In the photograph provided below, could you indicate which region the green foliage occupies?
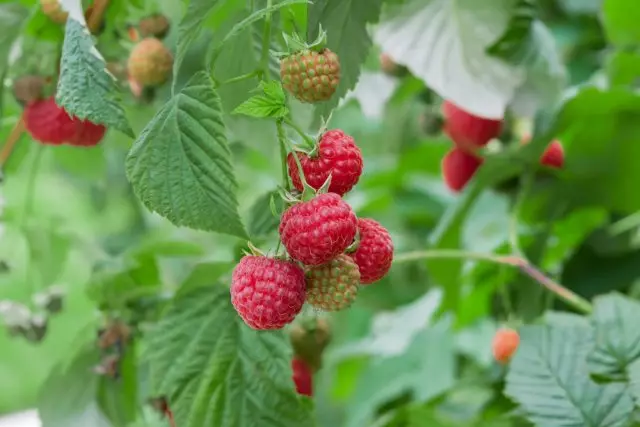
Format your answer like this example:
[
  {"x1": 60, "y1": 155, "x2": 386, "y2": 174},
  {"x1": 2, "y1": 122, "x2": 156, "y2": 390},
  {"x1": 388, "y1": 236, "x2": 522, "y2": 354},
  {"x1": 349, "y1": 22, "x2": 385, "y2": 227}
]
[
  {"x1": 57, "y1": 19, "x2": 133, "y2": 137},
  {"x1": 143, "y1": 286, "x2": 315, "y2": 427},
  {"x1": 233, "y1": 81, "x2": 289, "y2": 118},
  {"x1": 126, "y1": 71, "x2": 247, "y2": 238}
]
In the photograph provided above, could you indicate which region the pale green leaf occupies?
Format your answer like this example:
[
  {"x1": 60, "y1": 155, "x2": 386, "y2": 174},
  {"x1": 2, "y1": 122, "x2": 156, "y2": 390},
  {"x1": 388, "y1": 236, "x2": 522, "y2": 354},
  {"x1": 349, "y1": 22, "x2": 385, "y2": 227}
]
[
  {"x1": 125, "y1": 71, "x2": 247, "y2": 238},
  {"x1": 233, "y1": 81, "x2": 289, "y2": 118},
  {"x1": 505, "y1": 324, "x2": 634, "y2": 427},
  {"x1": 588, "y1": 293, "x2": 640, "y2": 381},
  {"x1": 173, "y1": 0, "x2": 223, "y2": 84},
  {"x1": 0, "y1": 3, "x2": 29, "y2": 73},
  {"x1": 247, "y1": 190, "x2": 283, "y2": 238},
  {"x1": 374, "y1": 0, "x2": 564, "y2": 119},
  {"x1": 602, "y1": 0, "x2": 640, "y2": 47},
  {"x1": 56, "y1": 19, "x2": 133, "y2": 137},
  {"x1": 308, "y1": 0, "x2": 384, "y2": 120},
  {"x1": 486, "y1": 0, "x2": 536, "y2": 63},
  {"x1": 143, "y1": 286, "x2": 316, "y2": 427},
  {"x1": 627, "y1": 359, "x2": 640, "y2": 408}
]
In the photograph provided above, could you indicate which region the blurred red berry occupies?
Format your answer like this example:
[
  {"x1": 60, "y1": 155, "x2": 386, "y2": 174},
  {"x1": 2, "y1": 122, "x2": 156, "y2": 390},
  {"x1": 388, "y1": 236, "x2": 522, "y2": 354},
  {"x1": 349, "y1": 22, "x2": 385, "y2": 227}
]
[
  {"x1": 292, "y1": 357, "x2": 313, "y2": 396},
  {"x1": 442, "y1": 100, "x2": 502, "y2": 152},
  {"x1": 349, "y1": 218, "x2": 393, "y2": 284},
  {"x1": 492, "y1": 327, "x2": 520, "y2": 364},
  {"x1": 24, "y1": 97, "x2": 76, "y2": 145},
  {"x1": 441, "y1": 147, "x2": 483, "y2": 192}
]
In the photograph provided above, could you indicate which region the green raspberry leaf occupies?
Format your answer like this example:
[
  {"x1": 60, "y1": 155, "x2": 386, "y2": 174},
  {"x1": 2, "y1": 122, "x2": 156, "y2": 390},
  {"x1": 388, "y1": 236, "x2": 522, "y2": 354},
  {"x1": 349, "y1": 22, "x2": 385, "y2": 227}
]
[
  {"x1": 56, "y1": 19, "x2": 133, "y2": 137},
  {"x1": 233, "y1": 81, "x2": 289, "y2": 118},
  {"x1": 308, "y1": 0, "x2": 384, "y2": 120},
  {"x1": 505, "y1": 323, "x2": 634, "y2": 427},
  {"x1": 485, "y1": 0, "x2": 536, "y2": 63},
  {"x1": 125, "y1": 71, "x2": 247, "y2": 238},
  {"x1": 143, "y1": 286, "x2": 316, "y2": 427}
]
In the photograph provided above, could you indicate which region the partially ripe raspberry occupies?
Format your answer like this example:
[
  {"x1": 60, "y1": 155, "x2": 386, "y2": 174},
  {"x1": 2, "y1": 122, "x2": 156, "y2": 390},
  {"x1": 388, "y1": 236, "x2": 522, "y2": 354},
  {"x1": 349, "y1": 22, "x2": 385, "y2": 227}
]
[
  {"x1": 68, "y1": 120, "x2": 107, "y2": 147},
  {"x1": 492, "y1": 327, "x2": 520, "y2": 364},
  {"x1": 127, "y1": 38, "x2": 173, "y2": 87},
  {"x1": 230, "y1": 256, "x2": 306, "y2": 330},
  {"x1": 350, "y1": 218, "x2": 393, "y2": 284},
  {"x1": 287, "y1": 130, "x2": 363, "y2": 196},
  {"x1": 281, "y1": 49, "x2": 340, "y2": 103},
  {"x1": 24, "y1": 97, "x2": 76, "y2": 145},
  {"x1": 306, "y1": 255, "x2": 360, "y2": 311},
  {"x1": 292, "y1": 357, "x2": 313, "y2": 396},
  {"x1": 138, "y1": 14, "x2": 171, "y2": 39},
  {"x1": 40, "y1": 0, "x2": 68, "y2": 24},
  {"x1": 279, "y1": 193, "x2": 357, "y2": 266},
  {"x1": 540, "y1": 140, "x2": 564, "y2": 169},
  {"x1": 442, "y1": 100, "x2": 502, "y2": 152},
  {"x1": 441, "y1": 148, "x2": 483, "y2": 192}
]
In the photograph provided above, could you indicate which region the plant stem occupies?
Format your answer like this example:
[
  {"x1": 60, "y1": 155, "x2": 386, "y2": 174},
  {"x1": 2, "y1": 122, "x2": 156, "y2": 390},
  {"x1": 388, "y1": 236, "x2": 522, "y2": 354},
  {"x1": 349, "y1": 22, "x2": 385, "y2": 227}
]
[
  {"x1": 279, "y1": 121, "x2": 307, "y2": 187},
  {"x1": 276, "y1": 120, "x2": 290, "y2": 190},
  {"x1": 509, "y1": 170, "x2": 534, "y2": 256},
  {"x1": 393, "y1": 250, "x2": 593, "y2": 314},
  {"x1": 260, "y1": 0, "x2": 274, "y2": 81},
  {"x1": 283, "y1": 116, "x2": 315, "y2": 148},
  {"x1": 218, "y1": 70, "x2": 259, "y2": 87},
  {"x1": 0, "y1": 116, "x2": 25, "y2": 168},
  {"x1": 22, "y1": 144, "x2": 44, "y2": 224},
  {"x1": 87, "y1": 0, "x2": 110, "y2": 34}
]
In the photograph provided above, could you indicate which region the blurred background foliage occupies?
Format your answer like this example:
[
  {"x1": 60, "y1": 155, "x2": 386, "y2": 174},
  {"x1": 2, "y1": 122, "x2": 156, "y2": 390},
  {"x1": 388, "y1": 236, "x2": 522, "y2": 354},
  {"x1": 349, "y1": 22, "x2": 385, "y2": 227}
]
[{"x1": 1, "y1": 0, "x2": 640, "y2": 425}]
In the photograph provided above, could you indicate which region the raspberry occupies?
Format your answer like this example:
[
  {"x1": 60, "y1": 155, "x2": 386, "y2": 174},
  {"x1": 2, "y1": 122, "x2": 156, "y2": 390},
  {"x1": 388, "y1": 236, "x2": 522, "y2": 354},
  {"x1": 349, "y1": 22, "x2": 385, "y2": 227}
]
[
  {"x1": 139, "y1": 14, "x2": 171, "y2": 39},
  {"x1": 279, "y1": 193, "x2": 357, "y2": 266},
  {"x1": 280, "y1": 49, "x2": 340, "y2": 103},
  {"x1": 290, "y1": 317, "x2": 331, "y2": 371},
  {"x1": 292, "y1": 357, "x2": 313, "y2": 396},
  {"x1": 540, "y1": 140, "x2": 564, "y2": 169},
  {"x1": 287, "y1": 130, "x2": 363, "y2": 196},
  {"x1": 230, "y1": 256, "x2": 306, "y2": 330},
  {"x1": 12, "y1": 76, "x2": 46, "y2": 106},
  {"x1": 349, "y1": 218, "x2": 393, "y2": 284},
  {"x1": 40, "y1": 0, "x2": 68, "y2": 24},
  {"x1": 379, "y1": 53, "x2": 408, "y2": 77},
  {"x1": 492, "y1": 327, "x2": 520, "y2": 364},
  {"x1": 68, "y1": 120, "x2": 107, "y2": 147},
  {"x1": 521, "y1": 135, "x2": 565, "y2": 169},
  {"x1": 442, "y1": 100, "x2": 502, "y2": 152},
  {"x1": 127, "y1": 38, "x2": 173, "y2": 87},
  {"x1": 441, "y1": 148, "x2": 483, "y2": 192},
  {"x1": 24, "y1": 97, "x2": 76, "y2": 145},
  {"x1": 306, "y1": 255, "x2": 359, "y2": 311}
]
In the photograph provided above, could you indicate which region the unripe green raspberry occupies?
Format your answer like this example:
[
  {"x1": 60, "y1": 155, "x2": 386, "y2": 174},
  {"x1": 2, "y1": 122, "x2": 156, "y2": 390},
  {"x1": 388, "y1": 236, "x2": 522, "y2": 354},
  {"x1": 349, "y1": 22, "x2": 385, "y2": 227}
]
[
  {"x1": 306, "y1": 255, "x2": 359, "y2": 311},
  {"x1": 280, "y1": 49, "x2": 340, "y2": 103}
]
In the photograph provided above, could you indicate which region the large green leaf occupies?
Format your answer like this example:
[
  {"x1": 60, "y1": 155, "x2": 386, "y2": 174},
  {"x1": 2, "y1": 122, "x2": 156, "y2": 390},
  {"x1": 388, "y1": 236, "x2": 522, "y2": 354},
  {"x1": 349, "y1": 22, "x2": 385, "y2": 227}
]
[
  {"x1": 308, "y1": 0, "x2": 384, "y2": 120},
  {"x1": 505, "y1": 323, "x2": 634, "y2": 427},
  {"x1": 126, "y1": 72, "x2": 247, "y2": 238},
  {"x1": 588, "y1": 293, "x2": 640, "y2": 381},
  {"x1": 173, "y1": 0, "x2": 223, "y2": 84},
  {"x1": 345, "y1": 320, "x2": 455, "y2": 427},
  {"x1": 601, "y1": 0, "x2": 640, "y2": 47},
  {"x1": 143, "y1": 285, "x2": 315, "y2": 427},
  {"x1": 56, "y1": 19, "x2": 133, "y2": 137},
  {"x1": 374, "y1": 0, "x2": 564, "y2": 119},
  {"x1": 628, "y1": 359, "x2": 640, "y2": 408}
]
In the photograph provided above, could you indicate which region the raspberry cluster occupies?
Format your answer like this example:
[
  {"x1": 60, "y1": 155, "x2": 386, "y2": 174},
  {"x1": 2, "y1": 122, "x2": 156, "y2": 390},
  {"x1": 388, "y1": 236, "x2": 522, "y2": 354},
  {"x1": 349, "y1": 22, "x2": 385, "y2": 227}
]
[
  {"x1": 231, "y1": 130, "x2": 394, "y2": 330},
  {"x1": 24, "y1": 97, "x2": 106, "y2": 147},
  {"x1": 440, "y1": 101, "x2": 565, "y2": 193}
]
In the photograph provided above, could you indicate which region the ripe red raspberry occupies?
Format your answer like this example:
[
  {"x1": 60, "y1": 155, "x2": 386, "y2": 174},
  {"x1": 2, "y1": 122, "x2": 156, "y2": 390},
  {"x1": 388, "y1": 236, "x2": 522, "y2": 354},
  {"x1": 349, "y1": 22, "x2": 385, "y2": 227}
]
[
  {"x1": 68, "y1": 120, "x2": 107, "y2": 147},
  {"x1": 306, "y1": 254, "x2": 360, "y2": 311},
  {"x1": 287, "y1": 130, "x2": 363, "y2": 196},
  {"x1": 279, "y1": 193, "x2": 357, "y2": 266},
  {"x1": 540, "y1": 140, "x2": 564, "y2": 169},
  {"x1": 441, "y1": 148, "x2": 483, "y2": 192},
  {"x1": 349, "y1": 218, "x2": 393, "y2": 284},
  {"x1": 230, "y1": 256, "x2": 306, "y2": 330},
  {"x1": 442, "y1": 100, "x2": 502, "y2": 152},
  {"x1": 24, "y1": 97, "x2": 76, "y2": 145},
  {"x1": 492, "y1": 327, "x2": 520, "y2": 364},
  {"x1": 292, "y1": 357, "x2": 313, "y2": 396}
]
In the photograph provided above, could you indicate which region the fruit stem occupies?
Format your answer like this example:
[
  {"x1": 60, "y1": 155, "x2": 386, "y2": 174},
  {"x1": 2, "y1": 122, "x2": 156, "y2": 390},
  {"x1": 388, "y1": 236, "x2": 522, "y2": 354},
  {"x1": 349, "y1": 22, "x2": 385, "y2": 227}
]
[
  {"x1": 393, "y1": 250, "x2": 593, "y2": 314},
  {"x1": 508, "y1": 170, "x2": 534, "y2": 256},
  {"x1": 283, "y1": 116, "x2": 316, "y2": 149},
  {"x1": 276, "y1": 120, "x2": 290, "y2": 190},
  {"x1": 87, "y1": 0, "x2": 110, "y2": 34},
  {"x1": 278, "y1": 121, "x2": 310, "y2": 190},
  {"x1": 0, "y1": 115, "x2": 25, "y2": 169},
  {"x1": 260, "y1": 0, "x2": 274, "y2": 81}
]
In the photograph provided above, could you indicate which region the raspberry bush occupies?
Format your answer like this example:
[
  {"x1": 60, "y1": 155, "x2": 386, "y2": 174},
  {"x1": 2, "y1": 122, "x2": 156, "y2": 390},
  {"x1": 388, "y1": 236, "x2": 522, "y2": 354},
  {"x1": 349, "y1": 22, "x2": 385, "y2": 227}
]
[{"x1": 0, "y1": 0, "x2": 639, "y2": 426}]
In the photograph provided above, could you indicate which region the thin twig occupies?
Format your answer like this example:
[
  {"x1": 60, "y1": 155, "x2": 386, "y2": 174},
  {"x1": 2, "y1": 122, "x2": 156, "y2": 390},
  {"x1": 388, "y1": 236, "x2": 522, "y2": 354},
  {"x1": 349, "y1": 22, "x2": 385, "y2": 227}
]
[
  {"x1": 283, "y1": 116, "x2": 315, "y2": 149},
  {"x1": 87, "y1": 0, "x2": 110, "y2": 34},
  {"x1": 393, "y1": 250, "x2": 593, "y2": 314},
  {"x1": 0, "y1": 115, "x2": 25, "y2": 168}
]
